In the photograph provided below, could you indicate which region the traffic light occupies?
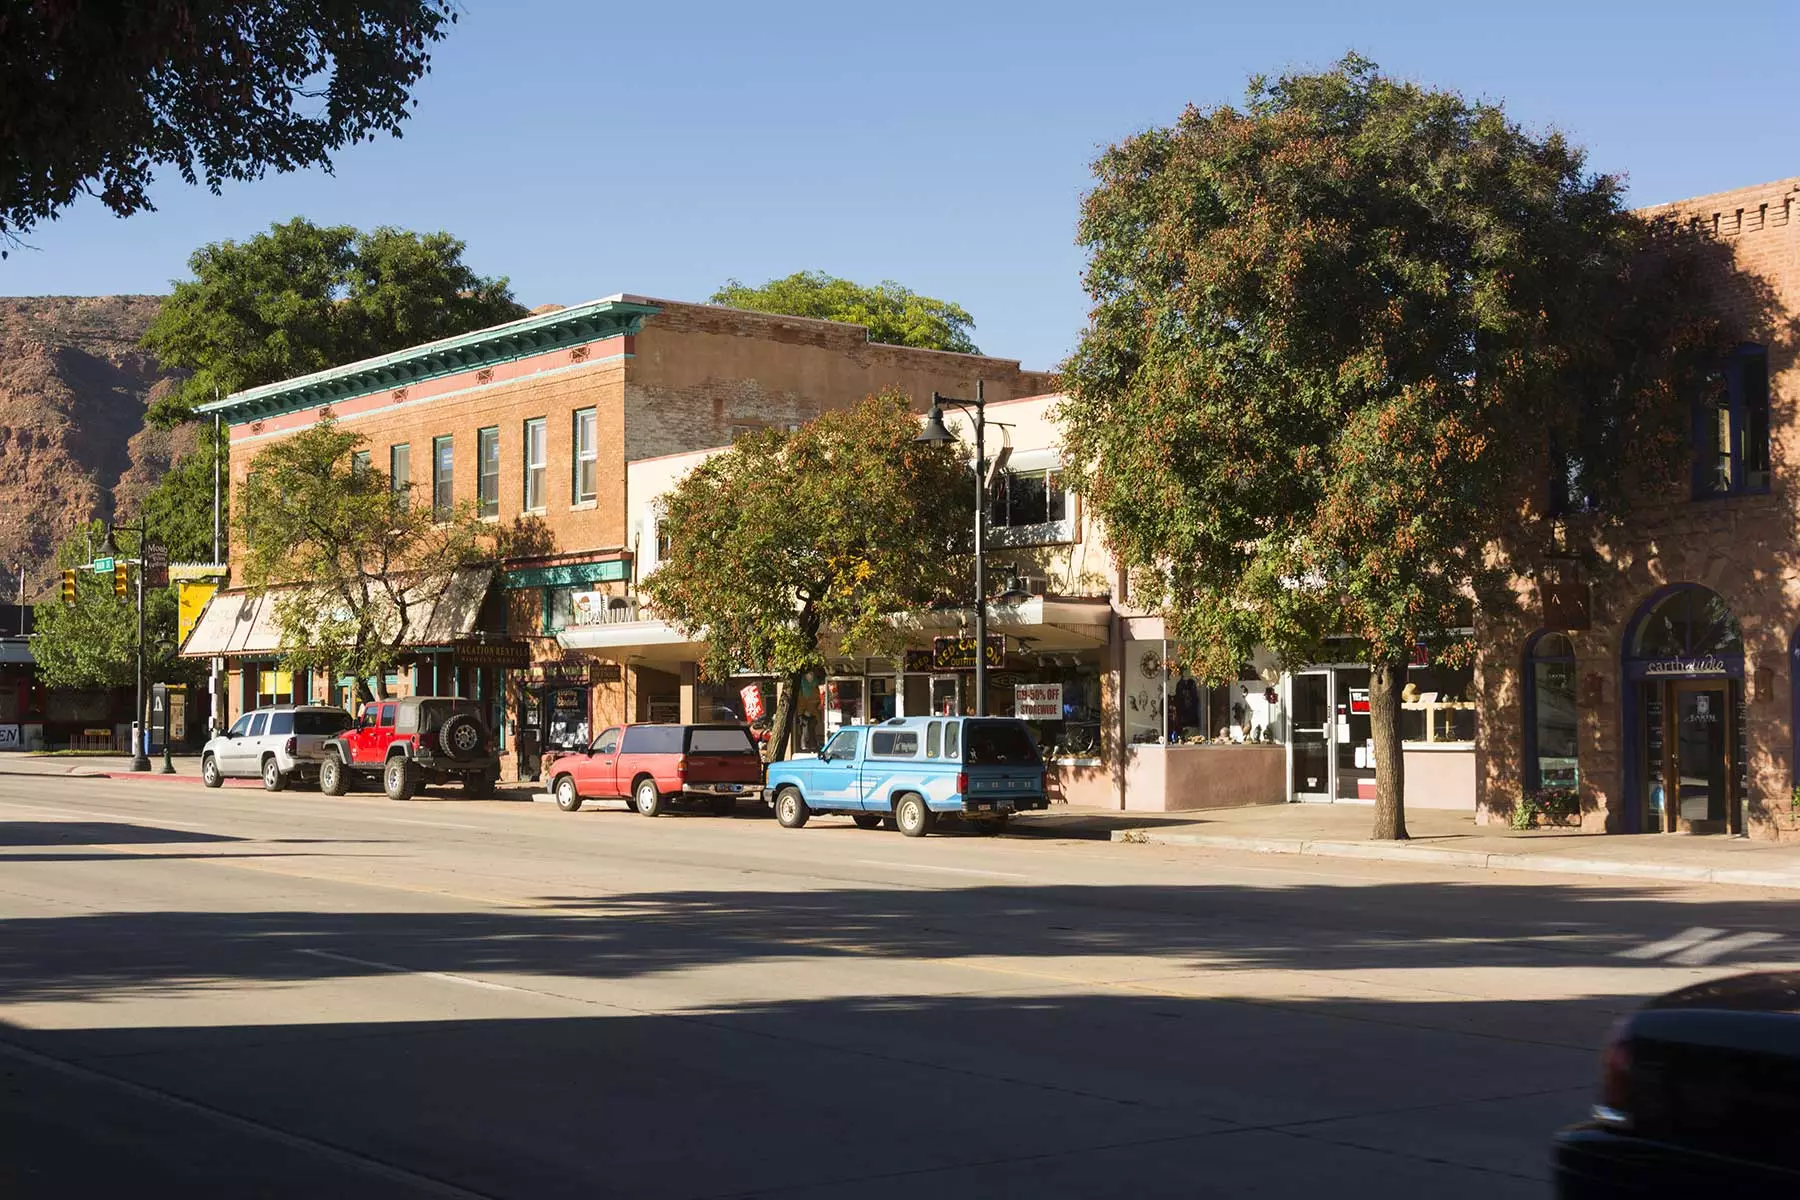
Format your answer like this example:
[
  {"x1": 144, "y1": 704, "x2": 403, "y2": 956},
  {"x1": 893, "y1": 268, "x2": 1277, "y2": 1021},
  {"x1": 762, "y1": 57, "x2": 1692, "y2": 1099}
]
[
  {"x1": 60, "y1": 569, "x2": 75, "y2": 605},
  {"x1": 113, "y1": 561, "x2": 128, "y2": 599}
]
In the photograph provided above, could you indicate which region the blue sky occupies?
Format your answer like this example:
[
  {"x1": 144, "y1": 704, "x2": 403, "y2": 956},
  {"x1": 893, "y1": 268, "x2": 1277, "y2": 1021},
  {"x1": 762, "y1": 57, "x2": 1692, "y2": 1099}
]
[{"x1": 4, "y1": 0, "x2": 1796, "y2": 371}]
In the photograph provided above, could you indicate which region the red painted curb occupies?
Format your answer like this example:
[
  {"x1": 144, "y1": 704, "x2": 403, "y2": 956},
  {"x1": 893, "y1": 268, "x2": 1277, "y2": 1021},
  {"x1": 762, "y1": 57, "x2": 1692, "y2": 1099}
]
[{"x1": 94, "y1": 772, "x2": 261, "y2": 789}]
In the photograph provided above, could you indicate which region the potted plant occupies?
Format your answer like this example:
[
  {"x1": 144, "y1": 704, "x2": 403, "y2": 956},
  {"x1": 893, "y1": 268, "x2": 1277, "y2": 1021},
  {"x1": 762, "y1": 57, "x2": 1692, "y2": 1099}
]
[{"x1": 1512, "y1": 786, "x2": 1581, "y2": 830}]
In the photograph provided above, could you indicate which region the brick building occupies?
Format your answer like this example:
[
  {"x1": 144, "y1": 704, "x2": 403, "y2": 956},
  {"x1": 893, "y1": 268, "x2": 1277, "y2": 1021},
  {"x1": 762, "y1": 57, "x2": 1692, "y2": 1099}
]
[
  {"x1": 181, "y1": 296, "x2": 1051, "y2": 778},
  {"x1": 1475, "y1": 176, "x2": 1800, "y2": 840}
]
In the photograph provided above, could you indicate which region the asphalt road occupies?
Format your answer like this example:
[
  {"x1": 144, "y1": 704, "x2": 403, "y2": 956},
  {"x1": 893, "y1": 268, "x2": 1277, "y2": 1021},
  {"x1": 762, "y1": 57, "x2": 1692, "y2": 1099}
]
[{"x1": 2, "y1": 772, "x2": 1798, "y2": 1198}]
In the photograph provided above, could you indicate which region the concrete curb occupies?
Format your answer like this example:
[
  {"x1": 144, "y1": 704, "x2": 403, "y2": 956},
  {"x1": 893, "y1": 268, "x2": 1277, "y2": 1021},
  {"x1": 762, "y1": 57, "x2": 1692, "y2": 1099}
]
[{"x1": 1111, "y1": 828, "x2": 1800, "y2": 891}]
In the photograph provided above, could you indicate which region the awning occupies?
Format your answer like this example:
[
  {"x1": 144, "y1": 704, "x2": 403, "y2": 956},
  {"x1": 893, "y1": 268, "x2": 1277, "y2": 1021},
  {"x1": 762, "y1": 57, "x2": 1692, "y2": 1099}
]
[
  {"x1": 556, "y1": 618, "x2": 700, "y2": 672},
  {"x1": 553, "y1": 595, "x2": 1115, "y2": 668},
  {"x1": 180, "y1": 567, "x2": 494, "y2": 658}
]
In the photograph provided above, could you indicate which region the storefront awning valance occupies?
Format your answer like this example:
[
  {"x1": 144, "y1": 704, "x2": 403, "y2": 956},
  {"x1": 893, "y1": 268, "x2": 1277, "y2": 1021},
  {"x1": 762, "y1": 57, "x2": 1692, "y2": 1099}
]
[
  {"x1": 892, "y1": 597, "x2": 1112, "y2": 651},
  {"x1": 179, "y1": 567, "x2": 494, "y2": 658}
]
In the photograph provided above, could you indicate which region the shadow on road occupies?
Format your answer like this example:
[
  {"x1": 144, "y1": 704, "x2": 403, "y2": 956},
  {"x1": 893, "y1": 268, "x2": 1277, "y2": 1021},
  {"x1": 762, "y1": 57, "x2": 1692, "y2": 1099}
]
[
  {"x1": 1, "y1": 878, "x2": 1795, "y2": 1009},
  {"x1": 0, "y1": 822, "x2": 242, "y2": 847}
]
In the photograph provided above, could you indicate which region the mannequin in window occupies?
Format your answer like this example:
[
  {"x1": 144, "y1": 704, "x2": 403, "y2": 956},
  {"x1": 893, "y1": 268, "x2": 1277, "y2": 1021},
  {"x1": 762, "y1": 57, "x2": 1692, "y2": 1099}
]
[{"x1": 1173, "y1": 670, "x2": 1200, "y2": 733}]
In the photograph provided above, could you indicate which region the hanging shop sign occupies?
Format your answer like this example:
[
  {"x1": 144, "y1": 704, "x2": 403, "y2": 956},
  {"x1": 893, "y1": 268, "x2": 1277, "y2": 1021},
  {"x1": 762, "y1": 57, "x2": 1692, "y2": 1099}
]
[
  {"x1": 1538, "y1": 582, "x2": 1592, "y2": 631},
  {"x1": 1014, "y1": 683, "x2": 1063, "y2": 720},
  {"x1": 932, "y1": 634, "x2": 1006, "y2": 671},
  {"x1": 1643, "y1": 655, "x2": 1731, "y2": 678},
  {"x1": 454, "y1": 637, "x2": 531, "y2": 669}
]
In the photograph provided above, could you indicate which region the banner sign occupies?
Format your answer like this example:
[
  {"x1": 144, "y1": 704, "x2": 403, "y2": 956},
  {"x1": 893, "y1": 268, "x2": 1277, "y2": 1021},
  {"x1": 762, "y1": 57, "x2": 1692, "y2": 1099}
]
[
  {"x1": 932, "y1": 635, "x2": 1005, "y2": 671},
  {"x1": 740, "y1": 683, "x2": 767, "y2": 721},
  {"x1": 177, "y1": 579, "x2": 219, "y2": 646},
  {"x1": 1014, "y1": 683, "x2": 1063, "y2": 720}
]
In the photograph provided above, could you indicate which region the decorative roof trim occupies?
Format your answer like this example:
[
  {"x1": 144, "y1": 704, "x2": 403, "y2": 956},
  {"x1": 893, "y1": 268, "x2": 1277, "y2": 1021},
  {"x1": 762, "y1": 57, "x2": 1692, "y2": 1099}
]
[{"x1": 199, "y1": 297, "x2": 662, "y2": 424}]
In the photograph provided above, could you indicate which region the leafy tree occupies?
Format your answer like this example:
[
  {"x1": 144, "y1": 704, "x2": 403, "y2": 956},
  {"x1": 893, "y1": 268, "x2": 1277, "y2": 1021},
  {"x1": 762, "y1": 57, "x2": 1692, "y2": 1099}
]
[
  {"x1": 30, "y1": 521, "x2": 192, "y2": 691},
  {"x1": 238, "y1": 417, "x2": 520, "y2": 699},
  {"x1": 2, "y1": 1, "x2": 458, "y2": 250},
  {"x1": 141, "y1": 423, "x2": 229, "y2": 565},
  {"x1": 1058, "y1": 56, "x2": 1717, "y2": 840},
  {"x1": 712, "y1": 272, "x2": 980, "y2": 354},
  {"x1": 641, "y1": 395, "x2": 972, "y2": 760},
  {"x1": 143, "y1": 218, "x2": 524, "y2": 425}
]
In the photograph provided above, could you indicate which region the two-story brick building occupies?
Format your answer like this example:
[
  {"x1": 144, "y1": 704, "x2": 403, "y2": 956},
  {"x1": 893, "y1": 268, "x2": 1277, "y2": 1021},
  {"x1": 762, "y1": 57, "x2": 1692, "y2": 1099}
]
[
  {"x1": 1473, "y1": 176, "x2": 1800, "y2": 840},
  {"x1": 180, "y1": 296, "x2": 1052, "y2": 778}
]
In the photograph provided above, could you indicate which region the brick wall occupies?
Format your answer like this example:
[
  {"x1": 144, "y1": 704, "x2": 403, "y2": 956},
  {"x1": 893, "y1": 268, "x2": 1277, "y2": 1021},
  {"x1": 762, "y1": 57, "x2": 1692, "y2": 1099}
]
[
  {"x1": 623, "y1": 299, "x2": 1056, "y2": 461},
  {"x1": 228, "y1": 351, "x2": 631, "y2": 575}
]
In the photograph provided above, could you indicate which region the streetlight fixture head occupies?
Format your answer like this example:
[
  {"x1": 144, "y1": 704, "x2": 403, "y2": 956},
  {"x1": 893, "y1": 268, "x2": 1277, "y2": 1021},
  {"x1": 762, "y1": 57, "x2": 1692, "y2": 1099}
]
[{"x1": 915, "y1": 404, "x2": 953, "y2": 444}]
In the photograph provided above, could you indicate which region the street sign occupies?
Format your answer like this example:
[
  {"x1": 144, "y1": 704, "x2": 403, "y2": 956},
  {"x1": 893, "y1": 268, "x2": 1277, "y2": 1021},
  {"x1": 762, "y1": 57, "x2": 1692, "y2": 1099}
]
[
  {"x1": 90, "y1": 556, "x2": 115, "y2": 574},
  {"x1": 146, "y1": 545, "x2": 169, "y2": 568}
]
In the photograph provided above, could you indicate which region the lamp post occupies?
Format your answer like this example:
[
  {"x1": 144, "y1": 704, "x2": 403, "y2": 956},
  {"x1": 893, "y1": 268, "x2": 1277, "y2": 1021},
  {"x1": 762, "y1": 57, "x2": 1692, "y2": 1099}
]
[
  {"x1": 916, "y1": 381, "x2": 990, "y2": 716},
  {"x1": 130, "y1": 512, "x2": 150, "y2": 772}
]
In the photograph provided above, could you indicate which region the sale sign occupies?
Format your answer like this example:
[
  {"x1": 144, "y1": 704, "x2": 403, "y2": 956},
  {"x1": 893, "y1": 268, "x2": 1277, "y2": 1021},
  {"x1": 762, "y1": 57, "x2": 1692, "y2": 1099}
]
[
  {"x1": 1015, "y1": 683, "x2": 1063, "y2": 720},
  {"x1": 740, "y1": 683, "x2": 767, "y2": 721}
]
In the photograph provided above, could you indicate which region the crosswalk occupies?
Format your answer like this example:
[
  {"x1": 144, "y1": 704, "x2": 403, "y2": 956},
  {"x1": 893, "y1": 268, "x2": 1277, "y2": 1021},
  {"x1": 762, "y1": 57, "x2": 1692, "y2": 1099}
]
[{"x1": 1615, "y1": 925, "x2": 1788, "y2": 965}]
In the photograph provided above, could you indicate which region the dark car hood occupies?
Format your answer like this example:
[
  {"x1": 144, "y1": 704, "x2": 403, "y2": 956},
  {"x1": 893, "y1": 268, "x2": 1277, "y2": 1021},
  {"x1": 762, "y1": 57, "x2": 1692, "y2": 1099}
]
[{"x1": 1646, "y1": 972, "x2": 1800, "y2": 1014}]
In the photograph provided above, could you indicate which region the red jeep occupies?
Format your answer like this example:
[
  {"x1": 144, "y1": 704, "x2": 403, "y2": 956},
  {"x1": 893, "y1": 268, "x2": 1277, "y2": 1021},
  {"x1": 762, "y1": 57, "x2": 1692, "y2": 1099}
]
[
  {"x1": 545, "y1": 723, "x2": 764, "y2": 817},
  {"x1": 319, "y1": 696, "x2": 501, "y2": 801}
]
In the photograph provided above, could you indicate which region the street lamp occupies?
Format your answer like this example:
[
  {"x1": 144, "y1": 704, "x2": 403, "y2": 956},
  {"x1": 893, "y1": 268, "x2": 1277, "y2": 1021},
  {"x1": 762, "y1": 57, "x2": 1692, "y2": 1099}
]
[{"x1": 916, "y1": 381, "x2": 991, "y2": 716}]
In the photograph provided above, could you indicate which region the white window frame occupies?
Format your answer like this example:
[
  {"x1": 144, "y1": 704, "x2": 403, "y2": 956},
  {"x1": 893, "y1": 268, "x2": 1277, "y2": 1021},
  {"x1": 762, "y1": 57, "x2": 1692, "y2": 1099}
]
[
  {"x1": 572, "y1": 408, "x2": 597, "y2": 504},
  {"x1": 524, "y1": 418, "x2": 547, "y2": 512}
]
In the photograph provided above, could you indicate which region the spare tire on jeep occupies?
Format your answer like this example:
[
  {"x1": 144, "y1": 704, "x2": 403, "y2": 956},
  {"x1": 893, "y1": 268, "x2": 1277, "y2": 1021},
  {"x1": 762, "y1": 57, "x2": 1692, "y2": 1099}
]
[{"x1": 438, "y1": 711, "x2": 487, "y2": 761}]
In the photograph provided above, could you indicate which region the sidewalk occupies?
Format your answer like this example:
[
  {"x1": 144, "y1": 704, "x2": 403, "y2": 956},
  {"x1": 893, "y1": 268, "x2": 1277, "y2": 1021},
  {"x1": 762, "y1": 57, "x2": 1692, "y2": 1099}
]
[{"x1": 1020, "y1": 801, "x2": 1800, "y2": 890}]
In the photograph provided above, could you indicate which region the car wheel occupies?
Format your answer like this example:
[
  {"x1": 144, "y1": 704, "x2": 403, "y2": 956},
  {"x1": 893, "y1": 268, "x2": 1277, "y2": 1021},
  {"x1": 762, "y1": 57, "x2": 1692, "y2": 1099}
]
[
  {"x1": 319, "y1": 755, "x2": 349, "y2": 797},
  {"x1": 201, "y1": 754, "x2": 223, "y2": 789},
  {"x1": 463, "y1": 774, "x2": 495, "y2": 799},
  {"x1": 261, "y1": 756, "x2": 285, "y2": 792},
  {"x1": 634, "y1": 778, "x2": 664, "y2": 817},
  {"x1": 775, "y1": 786, "x2": 810, "y2": 829},
  {"x1": 851, "y1": 813, "x2": 884, "y2": 830},
  {"x1": 895, "y1": 793, "x2": 934, "y2": 838},
  {"x1": 708, "y1": 795, "x2": 736, "y2": 817},
  {"x1": 554, "y1": 775, "x2": 583, "y2": 812},
  {"x1": 383, "y1": 757, "x2": 417, "y2": 802}
]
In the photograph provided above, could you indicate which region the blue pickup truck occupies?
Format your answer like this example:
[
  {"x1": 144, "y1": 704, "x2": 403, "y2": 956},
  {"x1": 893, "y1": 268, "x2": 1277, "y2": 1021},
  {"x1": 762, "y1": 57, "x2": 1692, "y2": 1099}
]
[{"x1": 767, "y1": 715, "x2": 1048, "y2": 837}]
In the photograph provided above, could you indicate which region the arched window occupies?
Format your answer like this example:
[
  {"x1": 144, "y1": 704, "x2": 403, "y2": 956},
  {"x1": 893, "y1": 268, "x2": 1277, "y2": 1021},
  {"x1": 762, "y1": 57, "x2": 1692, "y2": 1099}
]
[
  {"x1": 1628, "y1": 587, "x2": 1743, "y2": 660},
  {"x1": 1524, "y1": 633, "x2": 1579, "y2": 790}
]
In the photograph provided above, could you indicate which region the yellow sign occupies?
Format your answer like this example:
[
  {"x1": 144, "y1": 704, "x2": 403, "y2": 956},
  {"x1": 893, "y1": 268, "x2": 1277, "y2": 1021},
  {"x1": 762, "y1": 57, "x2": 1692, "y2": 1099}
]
[
  {"x1": 258, "y1": 669, "x2": 293, "y2": 700},
  {"x1": 177, "y1": 579, "x2": 219, "y2": 646}
]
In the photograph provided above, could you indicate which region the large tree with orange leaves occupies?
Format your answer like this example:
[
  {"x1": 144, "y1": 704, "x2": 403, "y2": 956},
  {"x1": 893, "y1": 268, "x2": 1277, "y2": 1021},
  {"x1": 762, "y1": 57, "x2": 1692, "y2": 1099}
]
[{"x1": 1059, "y1": 56, "x2": 1716, "y2": 839}]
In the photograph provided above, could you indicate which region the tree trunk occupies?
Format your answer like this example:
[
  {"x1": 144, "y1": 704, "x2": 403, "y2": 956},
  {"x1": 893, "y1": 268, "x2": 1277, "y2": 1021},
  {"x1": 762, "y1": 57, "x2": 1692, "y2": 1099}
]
[
  {"x1": 1368, "y1": 656, "x2": 1409, "y2": 841},
  {"x1": 765, "y1": 670, "x2": 803, "y2": 764}
]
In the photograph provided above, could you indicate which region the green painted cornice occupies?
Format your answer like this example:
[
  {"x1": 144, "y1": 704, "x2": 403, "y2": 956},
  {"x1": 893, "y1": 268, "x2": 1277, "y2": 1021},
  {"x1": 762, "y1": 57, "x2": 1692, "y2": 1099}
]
[{"x1": 200, "y1": 296, "x2": 661, "y2": 424}]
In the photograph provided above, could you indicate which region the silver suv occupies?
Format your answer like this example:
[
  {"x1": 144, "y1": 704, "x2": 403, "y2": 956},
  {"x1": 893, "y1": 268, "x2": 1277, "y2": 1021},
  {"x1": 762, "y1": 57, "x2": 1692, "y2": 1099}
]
[{"x1": 201, "y1": 705, "x2": 356, "y2": 792}]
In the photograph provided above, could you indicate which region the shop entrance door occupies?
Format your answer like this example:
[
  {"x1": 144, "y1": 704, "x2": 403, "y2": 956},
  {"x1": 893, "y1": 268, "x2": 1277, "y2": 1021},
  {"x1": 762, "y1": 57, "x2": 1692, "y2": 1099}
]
[
  {"x1": 1289, "y1": 671, "x2": 1331, "y2": 801},
  {"x1": 1667, "y1": 681, "x2": 1733, "y2": 834}
]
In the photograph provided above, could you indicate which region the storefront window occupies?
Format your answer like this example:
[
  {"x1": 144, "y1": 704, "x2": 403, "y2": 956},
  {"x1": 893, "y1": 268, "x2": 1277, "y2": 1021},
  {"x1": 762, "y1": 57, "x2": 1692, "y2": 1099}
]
[
  {"x1": 1399, "y1": 660, "x2": 1476, "y2": 744},
  {"x1": 1525, "y1": 633, "x2": 1578, "y2": 789},
  {"x1": 1011, "y1": 654, "x2": 1102, "y2": 760}
]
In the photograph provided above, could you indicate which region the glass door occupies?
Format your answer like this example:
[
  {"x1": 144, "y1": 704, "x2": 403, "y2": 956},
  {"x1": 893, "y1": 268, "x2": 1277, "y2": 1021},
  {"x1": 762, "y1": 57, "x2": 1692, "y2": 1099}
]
[
  {"x1": 1334, "y1": 668, "x2": 1374, "y2": 802},
  {"x1": 1669, "y1": 681, "x2": 1732, "y2": 832},
  {"x1": 930, "y1": 675, "x2": 961, "y2": 717},
  {"x1": 1289, "y1": 671, "x2": 1331, "y2": 801}
]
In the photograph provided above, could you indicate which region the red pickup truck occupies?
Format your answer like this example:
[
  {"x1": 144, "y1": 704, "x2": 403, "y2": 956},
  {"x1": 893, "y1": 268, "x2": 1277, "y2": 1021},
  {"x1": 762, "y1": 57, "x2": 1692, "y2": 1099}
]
[{"x1": 545, "y1": 723, "x2": 764, "y2": 817}]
